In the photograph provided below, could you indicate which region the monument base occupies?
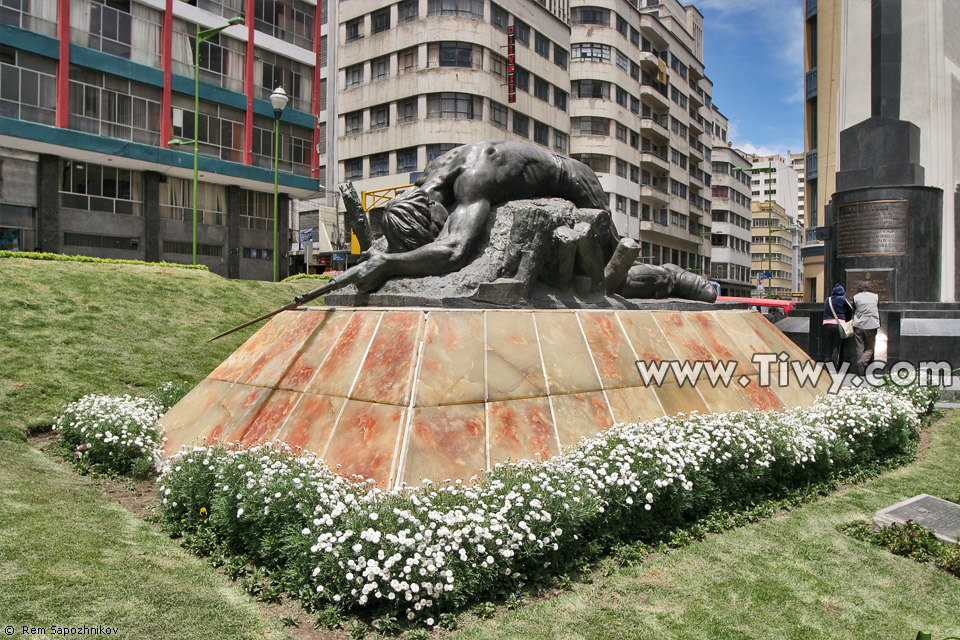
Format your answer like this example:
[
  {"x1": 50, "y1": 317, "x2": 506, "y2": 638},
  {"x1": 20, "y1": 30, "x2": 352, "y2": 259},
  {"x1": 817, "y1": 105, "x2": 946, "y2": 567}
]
[{"x1": 161, "y1": 306, "x2": 830, "y2": 489}]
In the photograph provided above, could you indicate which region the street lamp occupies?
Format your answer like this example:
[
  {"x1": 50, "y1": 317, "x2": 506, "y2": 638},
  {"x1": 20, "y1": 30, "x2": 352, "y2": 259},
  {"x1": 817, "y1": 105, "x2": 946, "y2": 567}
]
[
  {"x1": 169, "y1": 16, "x2": 244, "y2": 265},
  {"x1": 270, "y1": 86, "x2": 289, "y2": 282}
]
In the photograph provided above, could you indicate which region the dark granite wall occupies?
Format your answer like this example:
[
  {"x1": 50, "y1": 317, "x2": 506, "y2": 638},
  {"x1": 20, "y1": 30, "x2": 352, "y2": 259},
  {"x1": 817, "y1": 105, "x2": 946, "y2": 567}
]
[
  {"x1": 142, "y1": 172, "x2": 160, "y2": 263},
  {"x1": 37, "y1": 154, "x2": 59, "y2": 252}
]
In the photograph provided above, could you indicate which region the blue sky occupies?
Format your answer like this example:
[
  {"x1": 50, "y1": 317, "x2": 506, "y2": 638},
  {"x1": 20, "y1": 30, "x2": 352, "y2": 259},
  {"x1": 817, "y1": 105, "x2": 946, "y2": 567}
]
[{"x1": 698, "y1": 0, "x2": 805, "y2": 157}]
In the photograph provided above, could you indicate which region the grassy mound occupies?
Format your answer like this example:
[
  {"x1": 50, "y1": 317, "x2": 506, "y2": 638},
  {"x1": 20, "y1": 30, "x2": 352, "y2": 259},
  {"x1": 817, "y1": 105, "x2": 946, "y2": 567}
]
[{"x1": 0, "y1": 258, "x2": 317, "y2": 440}]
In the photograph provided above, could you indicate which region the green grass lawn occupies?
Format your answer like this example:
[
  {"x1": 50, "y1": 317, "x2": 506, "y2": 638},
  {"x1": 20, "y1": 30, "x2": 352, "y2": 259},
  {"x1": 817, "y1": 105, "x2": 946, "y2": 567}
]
[{"x1": 1, "y1": 257, "x2": 958, "y2": 639}]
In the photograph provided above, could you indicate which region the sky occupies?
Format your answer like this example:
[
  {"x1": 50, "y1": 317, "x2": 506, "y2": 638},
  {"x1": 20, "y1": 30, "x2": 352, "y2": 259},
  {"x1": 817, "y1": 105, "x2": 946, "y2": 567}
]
[{"x1": 698, "y1": 0, "x2": 805, "y2": 158}]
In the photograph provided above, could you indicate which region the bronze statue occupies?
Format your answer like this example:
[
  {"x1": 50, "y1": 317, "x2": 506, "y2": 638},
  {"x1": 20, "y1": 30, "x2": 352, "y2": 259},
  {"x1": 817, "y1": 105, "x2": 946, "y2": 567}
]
[{"x1": 210, "y1": 140, "x2": 715, "y2": 341}]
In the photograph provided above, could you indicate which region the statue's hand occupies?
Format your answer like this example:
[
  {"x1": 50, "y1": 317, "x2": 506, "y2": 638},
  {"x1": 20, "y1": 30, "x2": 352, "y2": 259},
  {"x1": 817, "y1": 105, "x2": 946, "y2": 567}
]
[{"x1": 354, "y1": 251, "x2": 389, "y2": 293}]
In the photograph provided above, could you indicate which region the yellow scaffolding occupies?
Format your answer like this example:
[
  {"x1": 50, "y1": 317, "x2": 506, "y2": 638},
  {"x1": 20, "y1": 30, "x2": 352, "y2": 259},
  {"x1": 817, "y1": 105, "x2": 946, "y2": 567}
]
[{"x1": 360, "y1": 184, "x2": 412, "y2": 211}]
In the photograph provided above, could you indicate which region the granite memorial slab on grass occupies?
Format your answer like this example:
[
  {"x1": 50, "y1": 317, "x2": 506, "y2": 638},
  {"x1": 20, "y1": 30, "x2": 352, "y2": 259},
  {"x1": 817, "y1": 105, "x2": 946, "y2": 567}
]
[{"x1": 873, "y1": 494, "x2": 960, "y2": 543}]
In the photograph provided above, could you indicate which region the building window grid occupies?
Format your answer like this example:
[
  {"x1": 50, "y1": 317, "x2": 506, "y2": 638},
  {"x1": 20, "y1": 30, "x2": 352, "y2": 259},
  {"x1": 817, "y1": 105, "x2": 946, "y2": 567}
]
[
  {"x1": 370, "y1": 7, "x2": 389, "y2": 33},
  {"x1": 0, "y1": 47, "x2": 57, "y2": 125},
  {"x1": 572, "y1": 43, "x2": 611, "y2": 62},
  {"x1": 158, "y1": 176, "x2": 227, "y2": 226},
  {"x1": 398, "y1": 0, "x2": 419, "y2": 24},
  {"x1": 172, "y1": 95, "x2": 244, "y2": 162},
  {"x1": 396, "y1": 147, "x2": 418, "y2": 173},
  {"x1": 427, "y1": 0, "x2": 483, "y2": 19},
  {"x1": 427, "y1": 92, "x2": 480, "y2": 120},
  {"x1": 369, "y1": 103, "x2": 389, "y2": 130},
  {"x1": 254, "y1": 0, "x2": 314, "y2": 49},
  {"x1": 240, "y1": 189, "x2": 275, "y2": 231},
  {"x1": 257, "y1": 50, "x2": 311, "y2": 112},
  {"x1": 60, "y1": 159, "x2": 143, "y2": 216},
  {"x1": 69, "y1": 67, "x2": 162, "y2": 146},
  {"x1": 0, "y1": 0, "x2": 58, "y2": 35}
]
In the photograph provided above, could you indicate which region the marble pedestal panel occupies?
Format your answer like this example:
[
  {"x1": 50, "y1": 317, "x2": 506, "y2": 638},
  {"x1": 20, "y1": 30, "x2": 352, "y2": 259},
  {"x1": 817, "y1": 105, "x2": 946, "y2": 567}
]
[{"x1": 160, "y1": 307, "x2": 830, "y2": 489}]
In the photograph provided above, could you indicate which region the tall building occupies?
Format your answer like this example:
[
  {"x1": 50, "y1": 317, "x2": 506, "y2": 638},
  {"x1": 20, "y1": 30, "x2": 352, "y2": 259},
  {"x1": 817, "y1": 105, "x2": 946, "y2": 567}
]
[
  {"x1": 335, "y1": 0, "x2": 717, "y2": 273},
  {"x1": 0, "y1": 0, "x2": 334, "y2": 280},
  {"x1": 708, "y1": 107, "x2": 752, "y2": 297},
  {"x1": 804, "y1": 0, "x2": 960, "y2": 302},
  {"x1": 750, "y1": 199, "x2": 793, "y2": 298},
  {"x1": 745, "y1": 152, "x2": 800, "y2": 295}
]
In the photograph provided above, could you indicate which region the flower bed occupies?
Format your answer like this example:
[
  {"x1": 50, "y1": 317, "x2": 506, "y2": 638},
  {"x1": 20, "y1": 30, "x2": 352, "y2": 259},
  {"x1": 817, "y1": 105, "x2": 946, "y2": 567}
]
[{"x1": 157, "y1": 386, "x2": 934, "y2": 624}]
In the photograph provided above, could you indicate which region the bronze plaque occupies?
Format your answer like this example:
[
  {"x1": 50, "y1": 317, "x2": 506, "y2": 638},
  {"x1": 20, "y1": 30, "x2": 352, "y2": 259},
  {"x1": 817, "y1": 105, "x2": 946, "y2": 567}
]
[
  {"x1": 837, "y1": 199, "x2": 908, "y2": 256},
  {"x1": 845, "y1": 268, "x2": 895, "y2": 302}
]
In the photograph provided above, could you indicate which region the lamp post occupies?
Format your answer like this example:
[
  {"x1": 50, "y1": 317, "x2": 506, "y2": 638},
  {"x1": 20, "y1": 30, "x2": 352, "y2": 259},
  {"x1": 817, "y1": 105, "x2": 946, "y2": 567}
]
[
  {"x1": 270, "y1": 86, "x2": 289, "y2": 282},
  {"x1": 169, "y1": 16, "x2": 244, "y2": 265}
]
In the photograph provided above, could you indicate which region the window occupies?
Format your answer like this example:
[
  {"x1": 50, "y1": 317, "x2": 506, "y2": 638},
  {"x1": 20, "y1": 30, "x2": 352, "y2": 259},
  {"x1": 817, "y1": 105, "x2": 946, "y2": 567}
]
[
  {"x1": 554, "y1": 131, "x2": 567, "y2": 153},
  {"x1": 630, "y1": 61, "x2": 640, "y2": 80},
  {"x1": 345, "y1": 17, "x2": 362, "y2": 42},
  {"x1": 616, "y1": 50, "x2": 628, "y2": 71},
  {"x1": 160, "y1": 239, "x2": 222, "y2": 256},
  {"x1": 572, "y1": 79, "x2": 609, "y2": 99},
  {"x1": 398, "y1": 0, "x2": 418, "y2": 23},
  {"x1": 371, "y1": 55, "x2": 390, "y2": 81},
  {"x1": 535, "y1": 32, "x2": 550, "y2": 58},
  {"x1": 615, "y1": 123, "x2": 627, "y2": 143},
  {"x1": 1, "y1": 49, "x2": 58, "y2": 126},
  {"x1": 616, "y1": 195, "x2": 626, "y2": 212},
  {"x1": 65, "y1": 232, "x2": 139, "y2": 250},
  {"x1": 369, "y1": 152, "x2": 389, "y2": 177},
  {"x1": 572, "y1": 43, "x2": 610, "y2": 62},
  {"x1": 256, "y1": 49, "x2": 312, "y2": 111},
  {"x1": 491, "y1": 100, "x2": 507, "y2": 128},
  {"x1": 344, "y1": 110, "x2": 362, "y2": 134},
  {"x1": 241, "y1": 247, "x2": 269, "y2": 260},
  {"x1": 630, "y1": 131, "x2": 639, "y2": 148},
  {"x1": 571, "y1": 7, "x2": 609, "y2": 25},
  {"x1": 554, "y1": 46, "x2": 568, "y2": 69},
  {"x1": 534, "y1": 76, "x2": 549, "y2": 101},
  {"x1": 171, "y1": 93, "x2": 244, "y2": 162},
  {"x1": 1, "y1": 0, "x2": 57, "y2": 35},
  {"x1": 431, "y1": 41, "x2": 478, "y2": 68},
  {"x1": 630, "y1": 96, "x2": 639, "y2": 113},
  {"x1": 514, "y1": 19, "x2": 529, "y2": 46},
  {"x1": 345, "y1": 63, "x2": 363, "y2": 88},
  {"x1": 491, "y1": 53, "x2": 506, "y2": 79},
  {"x1": 371, "y1": 7, "x2": 390, "y2": 33},
  {"x1": 616, "y1": 14, "x2": 627, "y2": 36},
  {"x1": 534, "y1": 121, "x2": 549, "y2": 146},
  {"x1": 250, "y1": 117, "x2": 312, "y2": 175},
  {"x1": 427, "y1": 92, "x2": 480, "y2": 119},
  {"x1": 553, "y1": 88, "x2": 567, "y2": 111},
  {"x1": 512, "y1": 112, "x2": 529, "y2": 138},
  {"x1": 428, "y1": 0, "x2": 483, "y2": 19},
  {"x1": 630, "y1": 165, "x2": 639, "y2": 183},
  {"x1": 630, "y1": 199, "x2": 639, "y2": 217},
  {"x1": 345, "y1": 158, "x2": 362, "y2": 180},
  {"x1": 630, "y1": 27, "x2": 640, "y2": 47},
  {"x1": 491, "y1": 2, "x2": 508, "y2": 31},
  {"x1": 572, "y1": 116, "x2": 609, "y2": 136},
  {"x1": 86, "y1": 0, "x2": 132, "y2": 59},
  {"x1": 573, "y1": 154, "x2": 609, "y2": 172},
  {"x1": 616, "y1": 158, "x2": 627, "y2": 178},
  {"x1": 398, "y1": 46, "x2": 418, "y2": 73},
  {"x1": 369, "y1": 103, "x2": 389, "y2": 130},
  {"x1": 616, "y1": 86, "x2": 627, "y2": 107},
  {"x1": 159, "y1": 177, "x2": 227, "y2": 225},
  {"x1": 253, "y1": 0, "x2": 314, "y2": 49},
  {"x1": 398, "y1": 96, "x2": 417, "y2": 123},
  {"x1": 426, "y1": 143, "x2": 458, "y2": 163},
  {"x1": 514, "y1": 67, "x2": 529, "y2": 92},
  {"x1": 60, "y1": 159, "x2": 143, "y2": 216},
  {"x1": 396, "y1": 147, "x2": 417, "y2": 173}
]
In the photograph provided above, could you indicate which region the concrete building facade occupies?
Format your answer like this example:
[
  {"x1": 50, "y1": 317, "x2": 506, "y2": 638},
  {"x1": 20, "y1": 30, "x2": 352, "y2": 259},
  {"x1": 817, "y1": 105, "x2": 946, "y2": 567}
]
[
  {"x1": 804, "y1": 0, "x2": 960, "y2": 302},
  {"x1": 745, "y1": 153, "x2": 800, "y2": 296},
  {"x1": 708, "y1": 108, "x2": 752, "y2": 297},
  {"x1": 0, "y1": 0, "x2": 334, "y2": 280},
  {"x1": 335, "y1": 0, "x2": 718, "y2": 273},
  {"x1": 750, "y1": 199, "x2": 793, "y2": 298}
]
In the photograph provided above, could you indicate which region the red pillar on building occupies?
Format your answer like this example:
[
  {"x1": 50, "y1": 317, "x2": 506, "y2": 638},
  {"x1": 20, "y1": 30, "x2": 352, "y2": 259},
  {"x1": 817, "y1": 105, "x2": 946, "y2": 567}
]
[
  {"x1": 159, "y1": 0, "x2": 174, "y2": 148},
  {"x1": 55, "y1": 0, "x2": 71, "y2": 128},
  {"x1": 243, "y1": 0, "x2": 255, "y2": 165}
]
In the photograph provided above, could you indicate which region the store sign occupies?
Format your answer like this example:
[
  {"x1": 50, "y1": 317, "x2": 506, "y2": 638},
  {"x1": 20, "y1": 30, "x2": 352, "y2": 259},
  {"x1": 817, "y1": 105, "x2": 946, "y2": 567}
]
[{"x1": 507, "y1": 26, "x2": 516, "y2": 103}]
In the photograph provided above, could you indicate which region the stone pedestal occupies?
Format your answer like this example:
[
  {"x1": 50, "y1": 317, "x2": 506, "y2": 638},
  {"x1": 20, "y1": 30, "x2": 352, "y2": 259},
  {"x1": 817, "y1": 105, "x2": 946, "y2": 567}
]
[{"x1": 160, "y1": 306, "x2": 830, "y2": 489}]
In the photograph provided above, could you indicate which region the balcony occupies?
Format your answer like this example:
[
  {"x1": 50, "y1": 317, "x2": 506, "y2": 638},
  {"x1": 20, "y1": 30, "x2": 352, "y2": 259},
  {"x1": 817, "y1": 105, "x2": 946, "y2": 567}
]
[
  {"x1": 805, "y1": 67, "x2": 817, "y2": 100},
  {"x1": 640, "y1": 115, "x2": 670, "y2": 141},
  {"x1": 639, "y1": 82, "x2": 671, "y2": 110},
  {"x1": 640, "y1": 184, "x2": 670, "y2": 204},
  {"x1": 640, "y1": 151, "x2": 670, "y2": 172}
]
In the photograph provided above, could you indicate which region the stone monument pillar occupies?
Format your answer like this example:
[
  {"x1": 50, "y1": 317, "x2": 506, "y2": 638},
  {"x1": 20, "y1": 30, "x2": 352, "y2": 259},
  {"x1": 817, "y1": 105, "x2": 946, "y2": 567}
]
[{"x1": 824, "y1": 0, "x2": 943, "y2": 302}]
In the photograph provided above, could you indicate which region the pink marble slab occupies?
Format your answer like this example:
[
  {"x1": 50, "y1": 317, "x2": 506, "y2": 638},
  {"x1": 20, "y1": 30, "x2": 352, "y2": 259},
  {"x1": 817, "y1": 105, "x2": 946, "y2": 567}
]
[
  {"x1": 277, "y1": 311, "x2": 356, "y2": 392},
  {"x1": 323, "y1": 400, "x2": 406, "y2": 488},
  {"x1": 605, "y1": 386, "x2": 665, "y2": 424},
  {"x1": 209, "y1": 312, "x2": 299, "y2": 382},
  {"x1": 274, "y1": 393, "x2": 344, "y2": 454},
  {"x1": 653, "y1": 381, "x2": 709, "y2": 416},
  {"x1": 416, "y1": 311, "x2": 485, "y2": 406},
  {"x1": 350, "y1": 310, "x2": 421, "y2": 405},
  {"x1": 536, "y1": 312, "x2": 602, "y2": 394},
  {"x1": 399, "y1": 404, "x2": 487, "y2": 486},
  {"x1": 305, "y1": 311, "x2": 382, "y2": 398},
  {"x1": 577, "y1": 311, "x2": 642, "y2": 388},
  {"x1": 485, "y1": 311, "x2": 548, "y2": 401},
  {"x1": 161, "y1": 380, "x2": 271, "y2": 455},
  {"x1": 239, "y1": 310, "x2": 329, "y2": 388},
  {"x1": 615, "y1": 310, "x2": 678, "y2": 365},
  {"x1": 228, "y1": 389, "x2": 301, "y2": 446},
  {"x1": 551, "y1": 391, "x2": 615, "y2": 451},
  {"x1": 487, "y1": 396, "x2": 559, "y2": 466}
]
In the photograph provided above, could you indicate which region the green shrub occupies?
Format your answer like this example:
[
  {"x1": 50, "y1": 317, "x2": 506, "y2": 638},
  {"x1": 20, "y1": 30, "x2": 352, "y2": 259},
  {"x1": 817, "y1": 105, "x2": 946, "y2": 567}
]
[
  {"x1": 281, "y1": 273, "x2": 336, "y2": 283},
  {"x1": 53, "y1": 394, "x2": 164, "y2": 477},
  {"x1": 158, "y1": 386, "x2": 931, "y2": 625},
  {"x1": 149, "y1": 380, "x2": 194, "y2": 412},
  {"x1": 842, "y1": 519, "x2": 960, "y2": 578},
  {"x1": 0, "y1": 250, "x2": 208, "y2": 271}
]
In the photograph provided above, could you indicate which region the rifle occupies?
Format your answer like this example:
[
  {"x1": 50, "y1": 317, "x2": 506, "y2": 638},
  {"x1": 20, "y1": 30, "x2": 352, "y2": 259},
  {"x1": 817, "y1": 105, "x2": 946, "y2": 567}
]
[{"x1": 207, "y1": 270, "x2": 356, "y2": 342}]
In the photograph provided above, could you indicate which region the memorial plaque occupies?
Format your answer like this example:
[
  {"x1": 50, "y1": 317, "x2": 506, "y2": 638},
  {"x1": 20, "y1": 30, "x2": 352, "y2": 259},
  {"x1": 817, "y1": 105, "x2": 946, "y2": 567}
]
[
  {"x1": 838, "y1": 199, "x2": 908, "y2": 256},
  {"x1": 845, "y1": 268, "x2": 895, "y2": 302},
  {"x1": 873, "y1": 494, "x2": 960, "y2": 543}
]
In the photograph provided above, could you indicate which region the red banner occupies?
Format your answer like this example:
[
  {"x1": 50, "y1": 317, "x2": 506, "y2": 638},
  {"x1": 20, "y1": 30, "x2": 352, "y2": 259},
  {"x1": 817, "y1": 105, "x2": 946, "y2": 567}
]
[{"x1": 507, "y1": 26, "x2": 516, "y2": 103}]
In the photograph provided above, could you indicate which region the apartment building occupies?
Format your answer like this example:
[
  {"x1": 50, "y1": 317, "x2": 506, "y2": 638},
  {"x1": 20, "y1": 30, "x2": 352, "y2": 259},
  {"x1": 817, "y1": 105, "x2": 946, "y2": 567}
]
[
  {"x1": 745, "y1": 152, "x2": 800, "y2": 295},
  {"x1": 0, "y1": 0, "x2": 334, "y2": 280},
  {"x1": 750, "y1": 199, "x2": 793, "y2": 298},
  {"x1": 336, "y1": 0, "x2": 716, "y2": 273},
  {"x1": 708, "y1": 108, "x2": 752, "y2": 297},
  {"x1": 804, "y1": 0, "x2": 960, "y2": 302}
]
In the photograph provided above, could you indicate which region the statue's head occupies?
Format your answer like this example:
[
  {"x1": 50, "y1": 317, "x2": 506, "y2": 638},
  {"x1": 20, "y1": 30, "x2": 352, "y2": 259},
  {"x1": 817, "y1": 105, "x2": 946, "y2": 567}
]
[{"x1": 381, "y1": 186, "x2": 438, "y2": 253}]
